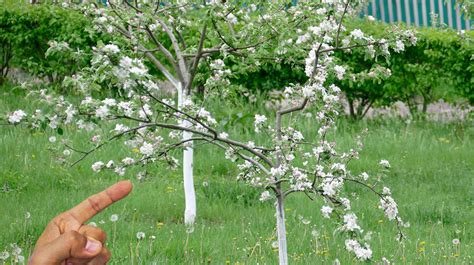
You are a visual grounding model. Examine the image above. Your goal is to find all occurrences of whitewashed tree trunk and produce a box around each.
[276,194,288,265]
[177,83,196,225]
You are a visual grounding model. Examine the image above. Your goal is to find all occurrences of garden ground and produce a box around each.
[1,87,473,264]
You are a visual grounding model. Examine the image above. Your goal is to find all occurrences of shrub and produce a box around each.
[0,3,105,86]
[339,19,473,118]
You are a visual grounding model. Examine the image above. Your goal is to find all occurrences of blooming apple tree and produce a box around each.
[3,1,417,264]
[56,0,313,226]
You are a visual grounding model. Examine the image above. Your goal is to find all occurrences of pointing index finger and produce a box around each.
[67,180,133,224]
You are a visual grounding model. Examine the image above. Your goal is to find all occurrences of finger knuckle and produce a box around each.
[87,196,103,213]
[65,230,83,243]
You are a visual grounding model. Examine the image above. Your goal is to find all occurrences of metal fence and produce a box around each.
[361,0,471,30]
[92,0,472,31]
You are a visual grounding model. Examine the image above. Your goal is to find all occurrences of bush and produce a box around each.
[339,19,473,118]
[0,3,104,86]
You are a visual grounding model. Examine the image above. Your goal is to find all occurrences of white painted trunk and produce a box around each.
[177,83,196,225]
[276,195,288,265]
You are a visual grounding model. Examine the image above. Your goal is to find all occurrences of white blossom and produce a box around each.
[379,196,398,220]
[334,65,346,80]
[114,124,129,133]
[360,172,369,181]
[106,160,114,168]
[342,213,361,232]
[114,167,126,176]
[102,44,120,54]
[345,239,372,260]
[122,157,135,165]
[254,114,267,132]
[8,110,27,124]
[394,40,405,53]
[259,191,272,202]
[95,105,110,119]
[350,29,365,40]
[140,142,154,156]
[91,161,105,172]
[321,205,333,218]
[219,132,229,139]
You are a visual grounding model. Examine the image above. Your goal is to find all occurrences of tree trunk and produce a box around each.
[348,98,356,119]
[177,83,196,225]
[275,193,288,265]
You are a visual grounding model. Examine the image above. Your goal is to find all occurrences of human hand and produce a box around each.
[29,180,133,265]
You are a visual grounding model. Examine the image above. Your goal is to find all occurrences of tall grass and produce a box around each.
[0,85,473,264]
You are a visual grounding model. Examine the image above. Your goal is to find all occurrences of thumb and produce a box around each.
[38,231,103,263]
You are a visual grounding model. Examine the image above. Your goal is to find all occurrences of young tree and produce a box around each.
[64,0,304,225]
[4,1,416,264]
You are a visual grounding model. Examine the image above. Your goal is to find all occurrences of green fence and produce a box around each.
[362,0,471,30]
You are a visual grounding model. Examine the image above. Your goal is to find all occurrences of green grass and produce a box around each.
[1,87,473,264]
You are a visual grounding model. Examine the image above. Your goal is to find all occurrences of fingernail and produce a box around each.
[85,239,102,253]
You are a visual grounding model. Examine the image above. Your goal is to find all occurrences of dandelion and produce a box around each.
[48,136,57,143]
[379,159,391,168]
[63,149,71,156]
[110,214,119,222]
[452,238,460,245]
[0,251,9,260]
[271,241,279,249]
[136,232,146,240]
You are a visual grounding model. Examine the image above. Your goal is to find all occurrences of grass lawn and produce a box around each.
[1,87,473,264]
